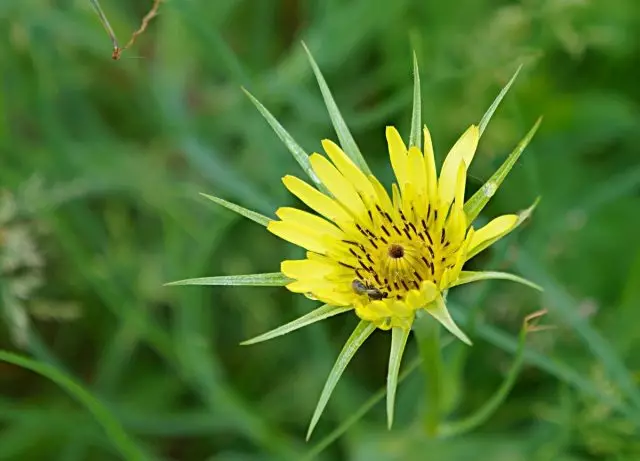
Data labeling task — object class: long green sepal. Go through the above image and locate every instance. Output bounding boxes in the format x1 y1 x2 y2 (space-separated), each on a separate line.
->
241 304 351 346
439 310 546 437
165 272 291 287
0 350 148 461
200 193 271 226
450 271 542 291
387 327 411 429
302 42 372 175
242 88 324 190
478 65 522 136
464 118 542 223
408 52 421 149
425 295 471 346
307 320 376 440
466 197 539 260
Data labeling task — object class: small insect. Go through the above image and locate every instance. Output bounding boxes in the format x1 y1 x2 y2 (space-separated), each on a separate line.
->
352 279 387 300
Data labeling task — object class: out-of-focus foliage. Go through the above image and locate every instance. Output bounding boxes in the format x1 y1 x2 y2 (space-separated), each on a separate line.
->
0 0 639 460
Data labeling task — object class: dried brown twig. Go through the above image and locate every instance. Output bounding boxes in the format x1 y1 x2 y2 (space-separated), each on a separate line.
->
89 0 162 60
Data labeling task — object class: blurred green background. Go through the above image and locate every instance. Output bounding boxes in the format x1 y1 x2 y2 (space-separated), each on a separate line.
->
1 0 640 460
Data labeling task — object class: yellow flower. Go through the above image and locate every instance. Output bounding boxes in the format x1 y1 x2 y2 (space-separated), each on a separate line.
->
269 123 527 341
169 48 542 438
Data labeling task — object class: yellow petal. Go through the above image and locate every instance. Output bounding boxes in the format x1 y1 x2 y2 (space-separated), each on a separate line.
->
467 214 518 259
408 146 427 214
386 126 409 188
423 126 438 204
276 207 344 240
268 220 330 254
322 140 376 204
282 175 352 225
310 154 367 217
281 259 341 280
438 125 479 206
369 174 394 215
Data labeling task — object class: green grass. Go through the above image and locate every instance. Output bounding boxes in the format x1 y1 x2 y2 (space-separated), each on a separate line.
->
1 0 640 459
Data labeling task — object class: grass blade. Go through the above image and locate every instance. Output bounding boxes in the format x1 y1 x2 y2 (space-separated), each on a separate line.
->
409 52 421 149
302 42 372 175
387 327 410 429
464 118 542 223
0 350 148 461
241 304 352 346
200 192 272 226
450 270 542 291
242 88 324 190
165 272 291 287
307 320 376 440
478 65 522 136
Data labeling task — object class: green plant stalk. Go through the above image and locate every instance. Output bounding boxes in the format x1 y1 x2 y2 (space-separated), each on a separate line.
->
439 328 526 437
413 310 443 436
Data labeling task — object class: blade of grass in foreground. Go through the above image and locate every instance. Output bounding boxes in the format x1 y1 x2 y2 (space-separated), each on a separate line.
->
0 350 148 461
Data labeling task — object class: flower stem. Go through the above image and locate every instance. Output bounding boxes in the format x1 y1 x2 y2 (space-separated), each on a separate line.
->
413 310 443 436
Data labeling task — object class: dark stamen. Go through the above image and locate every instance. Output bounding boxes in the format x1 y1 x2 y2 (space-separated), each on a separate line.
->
339 262 356 269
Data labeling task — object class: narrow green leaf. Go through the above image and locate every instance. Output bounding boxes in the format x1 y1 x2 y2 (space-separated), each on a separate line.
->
439 319 529 437
466 197 539 260
307 320 376 440
450 271 542 291
0 350 147 461
408 52 421 149
200 193 272 227
464 118 542 223
387 327 410 429
242 88 324 190
165 272 291 287
241 304 352 346
478 65 522 136
301 42 372 175
425 296 471 345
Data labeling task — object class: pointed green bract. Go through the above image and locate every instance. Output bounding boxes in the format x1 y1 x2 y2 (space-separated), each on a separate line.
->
307 320 376 440
302 42 372 175
165 272 291 287
478 65 522 137
241 304 352 346
466 198 539 260
242 88 324 190
387 327 410 429
200 193 272 226
425 296 471 345
409 52 421 149
464 118 542 223
450 270 542 291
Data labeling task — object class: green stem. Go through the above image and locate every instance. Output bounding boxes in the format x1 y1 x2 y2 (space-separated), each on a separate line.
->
413 310 443 436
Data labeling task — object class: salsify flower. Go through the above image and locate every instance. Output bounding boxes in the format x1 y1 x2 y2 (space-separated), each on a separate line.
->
169 47 542 439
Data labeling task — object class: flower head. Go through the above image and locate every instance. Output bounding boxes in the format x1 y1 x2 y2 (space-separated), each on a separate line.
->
169 48 542 438
270 123 511 340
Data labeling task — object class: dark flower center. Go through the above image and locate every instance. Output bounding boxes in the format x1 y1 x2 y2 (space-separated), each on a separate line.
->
388 243 405 259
